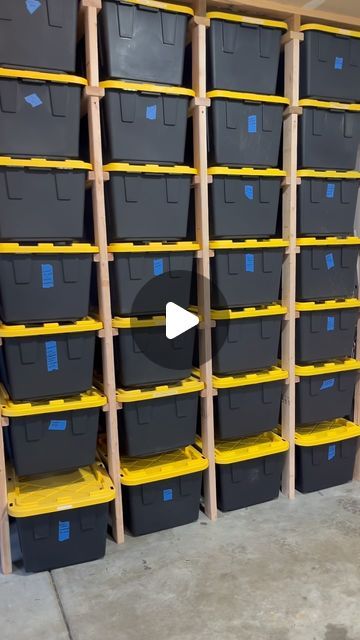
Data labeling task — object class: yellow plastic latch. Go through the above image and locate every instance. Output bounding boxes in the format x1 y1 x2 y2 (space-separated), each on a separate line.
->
116 376 204 403
295 419 360 447
197 432 289 464
7 461 115 518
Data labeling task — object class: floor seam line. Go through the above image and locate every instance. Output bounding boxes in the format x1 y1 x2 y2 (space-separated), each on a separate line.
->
49 571 74 640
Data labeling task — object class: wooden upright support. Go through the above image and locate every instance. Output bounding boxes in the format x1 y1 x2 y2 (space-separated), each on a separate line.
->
82 1 124 542
0 418 11 574
280 15 301 499
353 149 360 480
192 0 217 520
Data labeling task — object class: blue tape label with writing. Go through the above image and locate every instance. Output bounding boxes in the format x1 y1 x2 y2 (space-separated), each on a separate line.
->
245 253 255 273
49 420 67 432
163 489 173 502
45 341 59 372
153 258 164 276
335 57 344 70
248 115 257 134
320 378 335 391
326 183 335 199
327 316 335 332
26 0 41 14
328 444 336 461
325 253 335 270
58 521 70 542
245 185 254 200
41 264 54 289
25 93 43 108
146 105 157 120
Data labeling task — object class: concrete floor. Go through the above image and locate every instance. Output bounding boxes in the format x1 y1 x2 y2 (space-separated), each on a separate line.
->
2 483 360 640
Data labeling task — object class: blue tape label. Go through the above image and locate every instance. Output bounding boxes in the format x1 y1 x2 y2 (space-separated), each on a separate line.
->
163 489 173 502
327 316 335 332
41 264 54 289
245 185 254 200
245 253 255 273
248 115 257 134
320 378 335 391
146 105 157 121
335 56 344 70
326 183 335 199
45 341 59 373
153 258 164 276
326 253 335 270
26 0 41 14
58 521 70 543
328 444 336 461
24 93 43 108
49 420 67 432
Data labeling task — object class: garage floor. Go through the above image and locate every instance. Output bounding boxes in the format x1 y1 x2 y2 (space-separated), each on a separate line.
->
2 482 360 640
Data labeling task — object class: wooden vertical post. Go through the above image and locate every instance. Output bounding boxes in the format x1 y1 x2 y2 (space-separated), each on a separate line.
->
281 15 301 499
82 0 124 542
0 416 11 574
192 0 217 520
352 147 360 479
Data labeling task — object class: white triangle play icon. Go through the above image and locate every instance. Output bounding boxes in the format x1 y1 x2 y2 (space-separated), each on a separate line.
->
166 302 199 340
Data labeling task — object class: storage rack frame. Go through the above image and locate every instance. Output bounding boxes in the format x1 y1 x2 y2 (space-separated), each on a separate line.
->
1 0 360 573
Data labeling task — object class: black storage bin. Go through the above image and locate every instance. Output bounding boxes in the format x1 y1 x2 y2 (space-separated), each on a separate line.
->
295 359 360 426
300 24 360 103
2 386 106 476
0 0 79 74
117 377 203 457
116 445 208 536
296 299 360 364
101 80 194 164
0 244 96 324
207 91 288 167
210 240 287 308
211 304 286 375
212 367 287 440
207 12 286 94
198 432 288 512
209 168 284 239
0 317 101 401
0 70 85 159
296 239 360 301
110 242 197 316
113 316 196 388
8 462 114 572
0 159 89 242
298 100 360 170
99 0 192 85
297 170 360 237
295 418 360 493
105 164 195 242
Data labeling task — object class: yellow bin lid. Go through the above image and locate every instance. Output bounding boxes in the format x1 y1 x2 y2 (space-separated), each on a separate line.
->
210 239 289 250
98 436 208 486
300 24 360 39
120 0 193 16
295 419 360 447
211 303 287 320
297 169 360 180
117 376 204 403
207 90 289 105
208 167 286 177
211 367 288 389
0 242 98 254
299 99 360 112
113 315 166 329
197 432 289 464
0 157 92 171
100 80 195 98
296 298 360 312
207 12 287 30
7 461 115 518
0 68 87 86
0 317 103 339
104 163 197 175
109 241 199 253
0 385 106 417
296 358 360 377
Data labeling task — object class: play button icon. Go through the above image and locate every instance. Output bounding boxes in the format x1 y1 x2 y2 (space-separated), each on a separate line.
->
166 303 199 340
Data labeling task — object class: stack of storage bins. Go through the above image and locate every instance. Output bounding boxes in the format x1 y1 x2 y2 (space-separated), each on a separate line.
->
98 0 208 536
0 1 114 572
202 11 290 512
296 23 360 493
